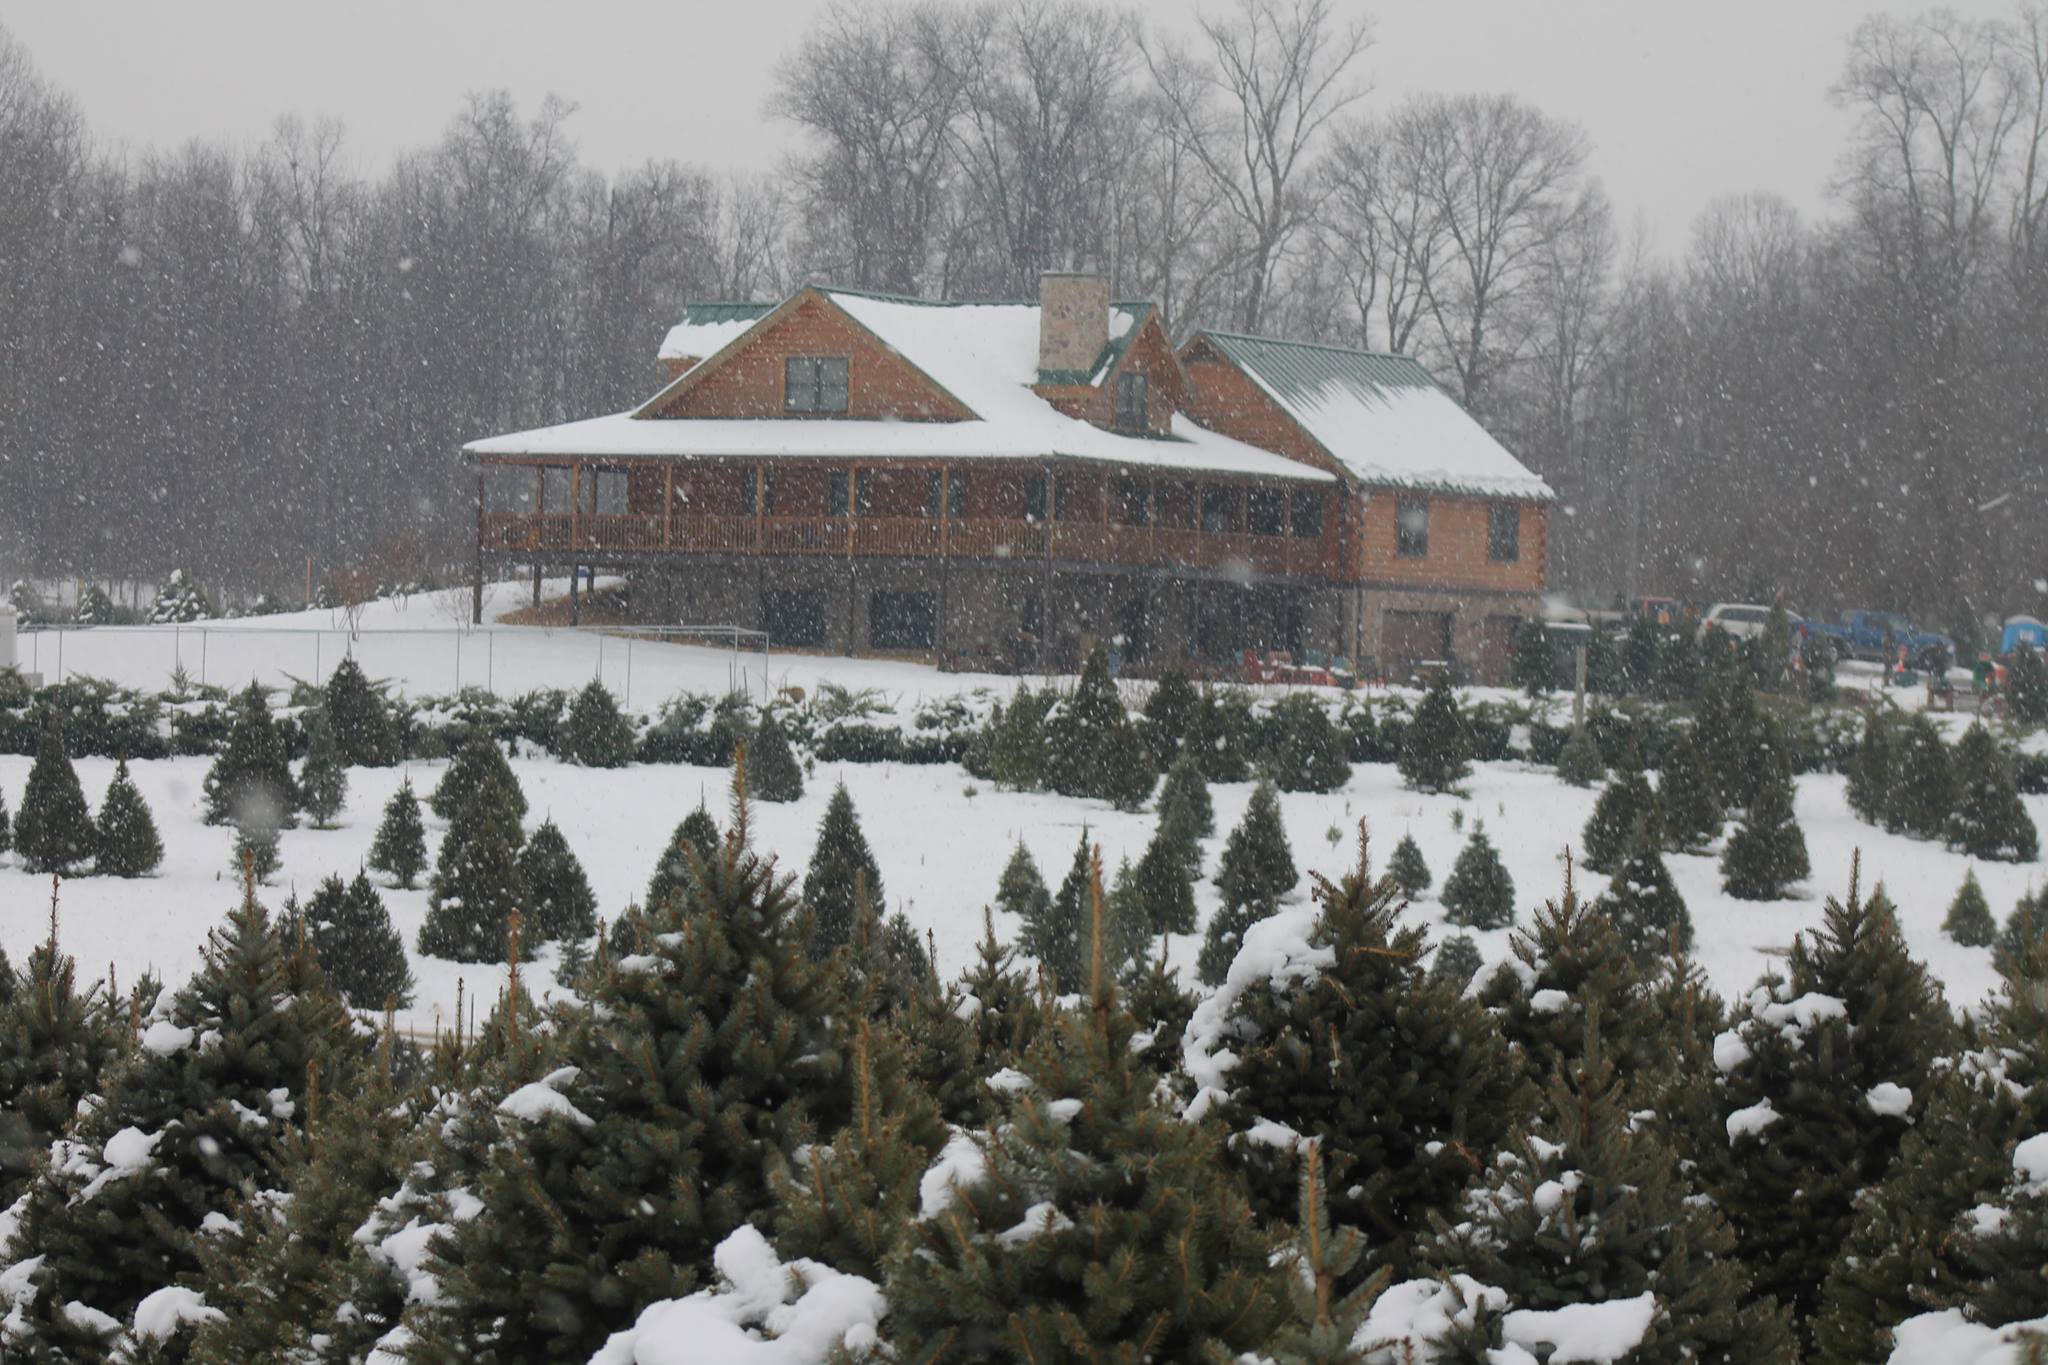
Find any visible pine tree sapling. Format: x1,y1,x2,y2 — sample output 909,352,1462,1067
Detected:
1021,832,1093,992
1158,751,1215,842
1442,822,1515,930
94,759,162,878
430,728,526,824
1265,694,1351,793
519,819,599,945
419,816,527,963
1581,740,1657,874
994,840,1052,925
324,655,400,766
304,871,414,1009
235,813,282,885
1398,673,1471,794
1944,868,1997,947
1511,618,1554,697
1429,933,1483,993
745,712,805,802
560,679,636,768
1388,832,1431,899
297,706,349,829
16,711,97,875
1846,709,1899,830
804,782,884,956
1658,728,1724,853
1133,812,1198,935
1720,755,1809,900
1555,720,1605,788
1599,814,1692,964
1893,714,1954,840
203,681,297,829
1948,722,2040,862
647,806,720,914
1045,643,1157,809
0,787,11,861
2008,644,2048,726
367,778,428,889
1216,776,1297,913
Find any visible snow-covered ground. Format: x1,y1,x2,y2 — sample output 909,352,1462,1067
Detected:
0,584,2039,1038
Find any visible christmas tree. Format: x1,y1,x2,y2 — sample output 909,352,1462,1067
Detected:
94,758,163,878
419,807,528,963
301,870,414,1009
429,728,526,823
1157,751,1215,842
202,681,297,828
296,706,349,829
1020,831,1093,992
1132,809,1198,934
1554,720,1605,787
1264,693,1352,793
1388,832,1431,898
1428,933,1483,993
1599,813,1692,964
1195,831,1525,1283
1045,644,1156,810
1510,618,1554,696
1845,708,1899,829
1103,855,1159,976
322,655,399,766
1802,630,1838,702
957,906,1043,1088
2008,643,2048,725
1947,721,2040,862
1397,672,1471,794
1141,661,1199,759
1693,863,1956,1348
1944,868,1997,946
1215,775,1298,914
1621,615,1662,696
147,568,212,623
72,582,116,626
1199,889,1278,987
1655,628,1702,702
366,777,427,889
1441,822,1515,930
1720,751,1809,899
1753,597,1794,692
559,679,635,768
804,781,884,955
233,809,282,884
519,818,599,945
0,874,358,1354
987,682,1051,790
1893,712,1955,840
404,786,941,1360
2000,889,2048,964
0,788,11,861
0,910,126,1208
1185,685,1256,782
1422,1022,1797,1362
1657,727,1724,853
1580,738,1656,873
646,804,720,914
744,711,805,802
1156,781,1209,879
15,710,97,875
992,839,1051,925
1718,684,1773,810
884,859,1285,1361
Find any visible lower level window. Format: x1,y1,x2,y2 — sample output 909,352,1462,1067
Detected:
761,590,825,647
870,591,936,650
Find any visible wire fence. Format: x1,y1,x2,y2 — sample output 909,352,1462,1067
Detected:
8,623,773,708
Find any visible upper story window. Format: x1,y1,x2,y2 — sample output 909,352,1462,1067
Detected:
1291,490,1324,540
1396,497,1430,558
785,356,849,414
830,471,850,517
1114,372,1149,431
1200,486,1238,534
1023,472,1048,521
1488,502,1520,562
1248,488,1287,536
947,470,967,519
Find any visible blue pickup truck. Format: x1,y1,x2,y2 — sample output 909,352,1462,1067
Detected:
1805,611,1954,668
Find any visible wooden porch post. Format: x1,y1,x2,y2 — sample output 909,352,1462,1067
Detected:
754,465,766,552
532,465,545,608
472,467,485,625
663,464,675,549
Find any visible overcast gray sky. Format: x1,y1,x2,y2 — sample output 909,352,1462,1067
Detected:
0,0,2016,256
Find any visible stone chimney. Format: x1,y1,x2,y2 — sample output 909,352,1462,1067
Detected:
1038,272,1110,375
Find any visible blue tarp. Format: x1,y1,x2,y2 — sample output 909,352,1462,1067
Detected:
2003,617,2047,654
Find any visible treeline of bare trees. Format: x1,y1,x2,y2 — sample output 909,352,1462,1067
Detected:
2,3,2045,628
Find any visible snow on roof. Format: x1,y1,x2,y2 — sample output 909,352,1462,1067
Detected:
1196,332,1554,501
656,302,776,363
472,288,1332,483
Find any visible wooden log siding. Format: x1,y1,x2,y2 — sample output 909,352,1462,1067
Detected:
475,455,1340,580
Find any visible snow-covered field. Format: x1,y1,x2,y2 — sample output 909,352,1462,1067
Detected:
1,584,2040,1037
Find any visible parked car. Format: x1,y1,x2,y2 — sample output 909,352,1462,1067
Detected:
1805,610,1953,669
1697,603,1803,645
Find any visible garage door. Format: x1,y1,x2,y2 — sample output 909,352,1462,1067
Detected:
1383,610,1453,680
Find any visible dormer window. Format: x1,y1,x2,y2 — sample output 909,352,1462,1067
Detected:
785,356,849,413
1114,372,1148,431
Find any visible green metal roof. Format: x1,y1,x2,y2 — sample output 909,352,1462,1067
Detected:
1198,331,1449,405
679,300,777,325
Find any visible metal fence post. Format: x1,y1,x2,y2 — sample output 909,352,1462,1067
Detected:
625,636,633,708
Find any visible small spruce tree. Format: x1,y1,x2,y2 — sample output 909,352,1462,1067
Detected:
646,805,720,914
302,871,415,1009
1442,821,1515,930
559,679,635,768
1388,832,1431,898
1555,720,1605,787
1943,868,1997,947
366,778,428,889
0,788,11,861
987,682,1051,790
429,728,526,823
234,810,282,884
202,681,297,828
1157,751,1215,842
94,758,162,878
993,840,1052,926
1020,831,1093,992
323,655,399,766
803,782,884,956
744,712,805,802
1658,727,1724,853
1845,709,1900,829
1581,739,1657,873
1947,721,2040,862
1132,812,1198,934
518,818,599,945
1265,693,1352,793
1510,618,1554,696
1398,672,1471,794
1045,644,1156,809
1142,661,1200,759
419,815,527,962
297,706,349,828
1892,713,1955,839
2008,643,2048,725
15,710,97,875
1215,776,1297,913
1599,811,1693,964
1428,932,1483,993
1720,753,1809,900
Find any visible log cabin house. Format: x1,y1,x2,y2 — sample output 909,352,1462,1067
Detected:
465,273,1551,681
